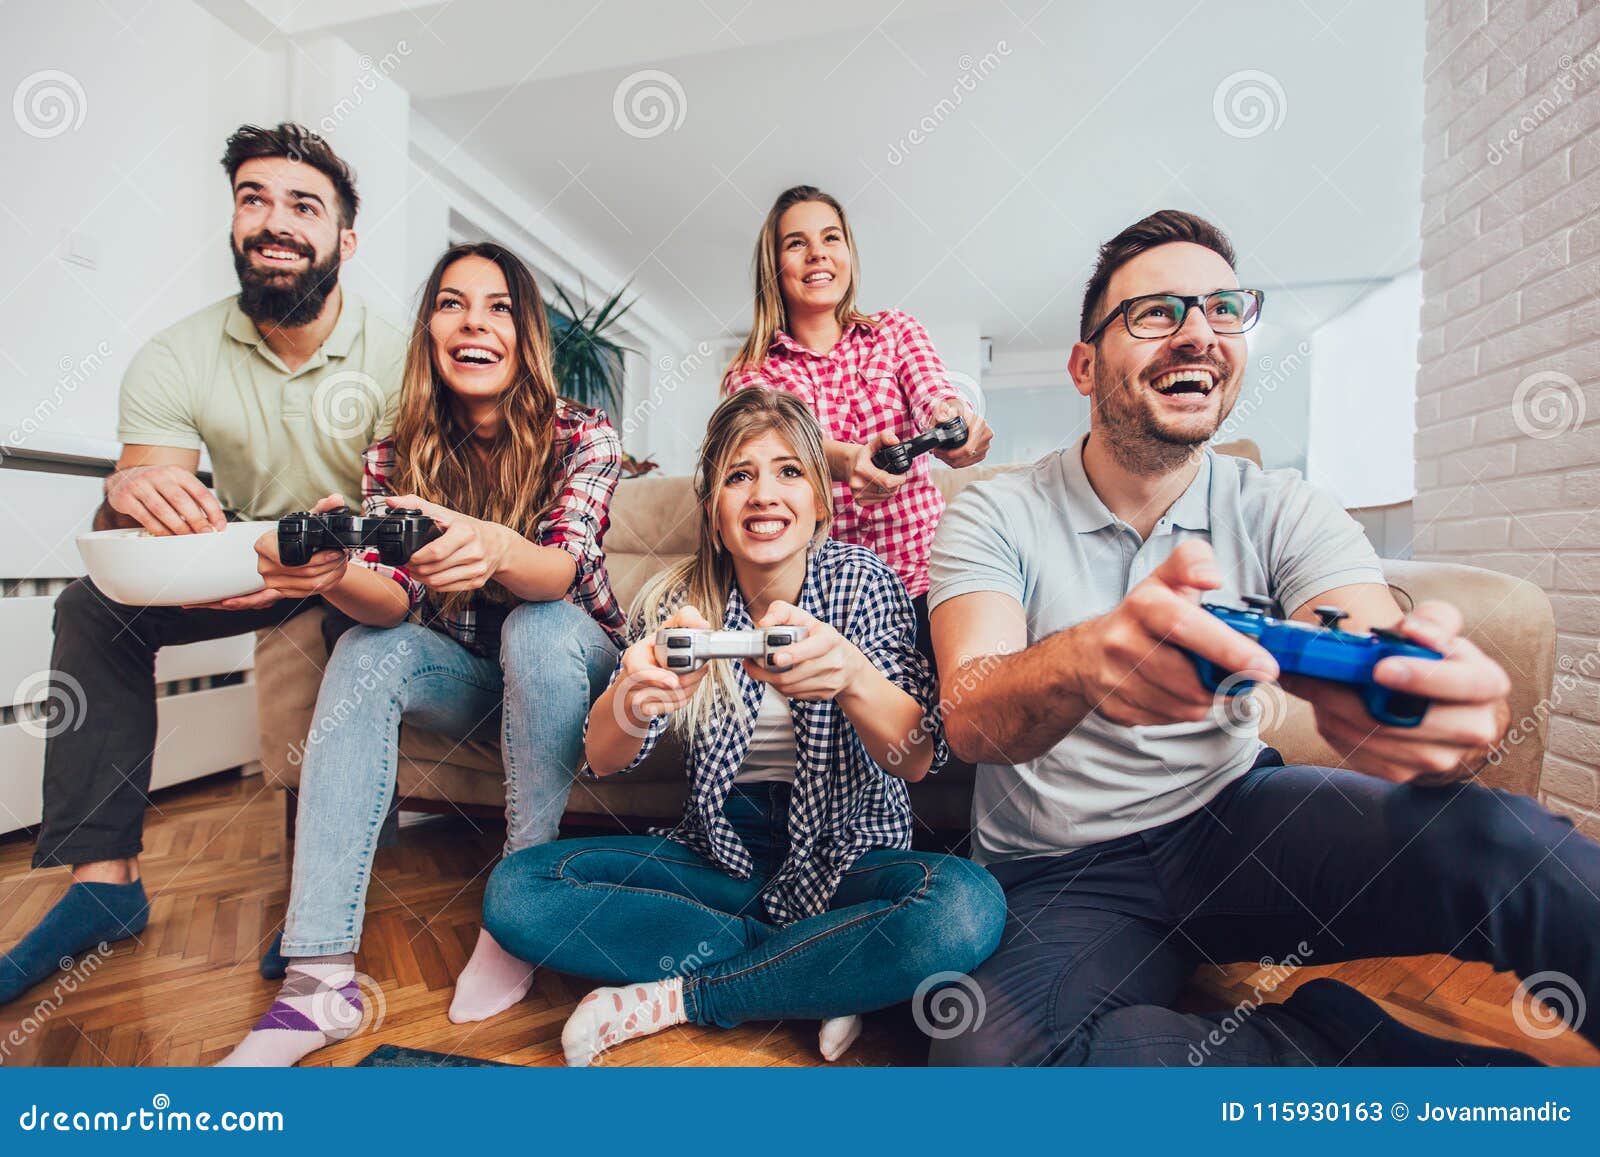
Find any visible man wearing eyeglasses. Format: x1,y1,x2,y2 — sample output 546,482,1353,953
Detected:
925,210,1600,1066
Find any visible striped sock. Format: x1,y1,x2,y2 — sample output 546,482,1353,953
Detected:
217,954,360,1067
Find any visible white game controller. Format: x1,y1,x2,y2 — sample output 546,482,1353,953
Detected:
653,626,809,673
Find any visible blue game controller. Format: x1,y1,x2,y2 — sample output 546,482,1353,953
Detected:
1189,596,1443,728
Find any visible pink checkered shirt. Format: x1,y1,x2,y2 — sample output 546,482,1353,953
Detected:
354,398,626,654
723,310,961,597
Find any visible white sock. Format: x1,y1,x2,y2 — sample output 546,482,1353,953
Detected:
819,1014,862,1062
217,955,360,1067
449,927,534,1024
562,977,687,1067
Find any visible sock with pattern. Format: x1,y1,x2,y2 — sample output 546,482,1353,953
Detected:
217,954,361,1067
562,977,687,1067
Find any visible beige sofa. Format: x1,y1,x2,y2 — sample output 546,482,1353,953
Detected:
256,447,1557,835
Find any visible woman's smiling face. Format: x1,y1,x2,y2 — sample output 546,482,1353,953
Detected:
428,255,519,402
713,429,825,567
775,200,851,316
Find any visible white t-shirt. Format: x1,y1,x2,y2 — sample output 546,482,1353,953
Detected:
734,682,798,785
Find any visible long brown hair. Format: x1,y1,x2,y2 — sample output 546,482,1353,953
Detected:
633,389,832,734
725,185,875,380
392,242,562,613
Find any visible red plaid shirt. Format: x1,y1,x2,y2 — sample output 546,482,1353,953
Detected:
354,399,626,654
723,310,960,597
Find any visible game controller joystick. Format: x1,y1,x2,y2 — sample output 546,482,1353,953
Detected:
653,626,810,673
871,413,969,475
1188,597,1443,727
277,507,441,567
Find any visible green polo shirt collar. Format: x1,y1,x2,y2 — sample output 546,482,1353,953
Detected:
223,291,366,375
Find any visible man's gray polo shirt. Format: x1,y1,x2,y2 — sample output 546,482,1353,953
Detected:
928,438,1385,866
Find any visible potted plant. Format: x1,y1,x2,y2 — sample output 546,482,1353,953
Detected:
546,280,636,419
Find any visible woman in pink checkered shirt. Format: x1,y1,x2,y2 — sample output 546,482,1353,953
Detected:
723,186,994,655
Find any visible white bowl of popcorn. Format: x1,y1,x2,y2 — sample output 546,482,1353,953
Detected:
76,521,276,606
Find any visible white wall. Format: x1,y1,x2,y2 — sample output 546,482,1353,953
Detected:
632,338,739,477
2,1,286,453
287,34,418,322
979,328,1317,472
1306,272,1421,507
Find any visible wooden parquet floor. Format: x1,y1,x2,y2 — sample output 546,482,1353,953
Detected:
0,772,1594,1068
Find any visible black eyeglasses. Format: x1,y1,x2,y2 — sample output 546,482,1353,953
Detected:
1085,289,1265,343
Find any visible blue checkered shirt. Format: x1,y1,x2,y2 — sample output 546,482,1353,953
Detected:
595,538,947,925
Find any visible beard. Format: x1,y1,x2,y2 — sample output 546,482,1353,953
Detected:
233,230,341,328
1092,356,1237,475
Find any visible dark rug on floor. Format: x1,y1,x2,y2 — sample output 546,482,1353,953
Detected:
357,1044,515,1067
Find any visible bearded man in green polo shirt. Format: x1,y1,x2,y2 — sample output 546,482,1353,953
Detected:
0,123,405,1007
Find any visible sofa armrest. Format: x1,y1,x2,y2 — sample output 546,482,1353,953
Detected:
1260,559,1555,797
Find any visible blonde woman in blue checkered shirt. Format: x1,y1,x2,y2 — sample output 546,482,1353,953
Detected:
484,388,1006,1065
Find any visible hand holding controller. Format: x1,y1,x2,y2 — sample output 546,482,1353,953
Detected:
278,507,441,567
654,626,810,673
1189,596,1444,727
871,414,969,475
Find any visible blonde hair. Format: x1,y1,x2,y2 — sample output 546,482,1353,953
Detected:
633,389,832,735
392,242,563,616
725,185,875,381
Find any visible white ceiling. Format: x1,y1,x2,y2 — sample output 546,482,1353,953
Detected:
303,0,1425,349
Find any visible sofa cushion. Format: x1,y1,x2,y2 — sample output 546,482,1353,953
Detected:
256,435,1550,833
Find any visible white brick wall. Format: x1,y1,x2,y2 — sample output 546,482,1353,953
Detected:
1418,0,1600,835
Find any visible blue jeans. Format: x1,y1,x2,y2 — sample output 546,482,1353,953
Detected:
929,753,1600,1066
483,783,1007,1026
281,600,618,957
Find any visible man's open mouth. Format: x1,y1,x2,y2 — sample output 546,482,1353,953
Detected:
1149,368,1218,396
253,244,309,264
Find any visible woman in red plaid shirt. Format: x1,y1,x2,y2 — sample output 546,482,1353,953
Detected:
223,243,625,1067
724,185,995,656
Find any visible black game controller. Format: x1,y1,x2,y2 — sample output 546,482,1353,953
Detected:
871,414,969,475
277,507,441,567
